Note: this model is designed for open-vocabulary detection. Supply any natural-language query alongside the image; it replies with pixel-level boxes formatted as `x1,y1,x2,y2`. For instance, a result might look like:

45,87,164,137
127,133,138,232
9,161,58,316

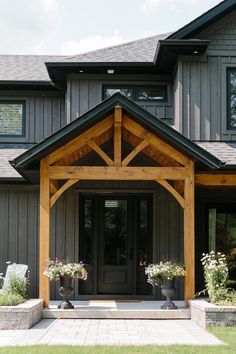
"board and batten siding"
174,9,236,141
0,91,66,143
66,75,174,124
0,183,183,300
0,187,39,298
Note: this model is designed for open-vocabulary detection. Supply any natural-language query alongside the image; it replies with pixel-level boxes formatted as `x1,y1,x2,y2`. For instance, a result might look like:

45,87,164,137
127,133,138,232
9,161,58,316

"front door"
97,197,133,294
79,194,152,297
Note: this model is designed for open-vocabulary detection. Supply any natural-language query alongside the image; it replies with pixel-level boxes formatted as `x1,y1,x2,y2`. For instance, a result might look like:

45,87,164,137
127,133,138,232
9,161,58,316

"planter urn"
58,275,74,309
160,278,177,309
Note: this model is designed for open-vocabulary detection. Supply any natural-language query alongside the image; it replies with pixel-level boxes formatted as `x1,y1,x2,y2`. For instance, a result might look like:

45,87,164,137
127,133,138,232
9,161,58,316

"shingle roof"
0,34,170,82
55,34,170,64
0,55,65,82
196,142,236,166
2,141,236,180
0,144,33,179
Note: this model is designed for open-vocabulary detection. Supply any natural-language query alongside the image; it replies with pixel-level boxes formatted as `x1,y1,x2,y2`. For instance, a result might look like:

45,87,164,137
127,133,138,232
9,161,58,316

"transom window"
227,69,236,129
0,101,25,136
103,85,166,101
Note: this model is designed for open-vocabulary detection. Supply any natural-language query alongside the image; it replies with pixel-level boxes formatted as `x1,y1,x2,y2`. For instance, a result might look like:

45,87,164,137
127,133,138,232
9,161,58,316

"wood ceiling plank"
87,140,114,166
123,115,190,166
46,115,113,165
122,140,149,166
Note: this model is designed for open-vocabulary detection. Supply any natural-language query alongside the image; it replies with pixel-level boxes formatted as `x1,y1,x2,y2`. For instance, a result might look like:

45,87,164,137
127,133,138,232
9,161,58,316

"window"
103,85,166,101
0,101,25,136
208,206,236,289
227,69,236,129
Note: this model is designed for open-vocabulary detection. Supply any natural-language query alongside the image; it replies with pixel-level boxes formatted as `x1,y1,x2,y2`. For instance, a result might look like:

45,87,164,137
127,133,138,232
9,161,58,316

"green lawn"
0,327,235,354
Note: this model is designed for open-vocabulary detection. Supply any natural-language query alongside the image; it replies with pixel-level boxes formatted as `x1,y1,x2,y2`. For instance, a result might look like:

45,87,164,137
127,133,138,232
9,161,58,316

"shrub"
6,275,28,299
0,293,25,306
201,251,235,304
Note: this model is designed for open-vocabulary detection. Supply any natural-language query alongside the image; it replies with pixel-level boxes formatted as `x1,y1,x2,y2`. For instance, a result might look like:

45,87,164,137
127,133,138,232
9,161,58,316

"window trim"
227,68,236,130
102,84,167,102
0,100,26,137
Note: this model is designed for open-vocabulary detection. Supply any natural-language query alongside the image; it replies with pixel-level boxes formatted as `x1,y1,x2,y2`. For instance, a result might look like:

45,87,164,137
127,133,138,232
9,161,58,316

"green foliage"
7,275,28,298
0,293,24,306
201,251,236,305
145,261,186,285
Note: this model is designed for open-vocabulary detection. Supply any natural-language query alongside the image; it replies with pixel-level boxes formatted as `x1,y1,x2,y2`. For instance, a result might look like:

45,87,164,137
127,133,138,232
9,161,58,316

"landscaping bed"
190,299,236,329
0,299,43,329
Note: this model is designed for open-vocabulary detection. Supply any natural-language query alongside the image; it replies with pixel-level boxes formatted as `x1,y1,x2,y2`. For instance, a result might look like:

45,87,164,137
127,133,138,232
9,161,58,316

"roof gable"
11,93,222,181
168,0,236,39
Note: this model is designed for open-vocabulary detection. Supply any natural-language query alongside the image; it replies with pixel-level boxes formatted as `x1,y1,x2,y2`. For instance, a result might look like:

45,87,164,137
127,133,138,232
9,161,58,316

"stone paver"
0,319,222,346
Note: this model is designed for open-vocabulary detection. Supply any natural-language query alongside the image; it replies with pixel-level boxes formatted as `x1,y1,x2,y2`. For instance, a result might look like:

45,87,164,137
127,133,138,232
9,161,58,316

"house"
0,0,236,308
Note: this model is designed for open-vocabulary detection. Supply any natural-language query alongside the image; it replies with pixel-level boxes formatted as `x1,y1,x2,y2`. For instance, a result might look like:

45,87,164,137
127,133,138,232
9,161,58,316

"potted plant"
44,258,88,309
145,261,186,309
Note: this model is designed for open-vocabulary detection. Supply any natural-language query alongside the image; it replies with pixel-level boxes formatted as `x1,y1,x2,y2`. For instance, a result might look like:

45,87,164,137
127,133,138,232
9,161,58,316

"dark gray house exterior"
0,0,236,306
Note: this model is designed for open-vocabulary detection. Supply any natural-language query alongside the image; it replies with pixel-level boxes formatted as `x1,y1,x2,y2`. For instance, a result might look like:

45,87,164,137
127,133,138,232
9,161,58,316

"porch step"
42,301,191,320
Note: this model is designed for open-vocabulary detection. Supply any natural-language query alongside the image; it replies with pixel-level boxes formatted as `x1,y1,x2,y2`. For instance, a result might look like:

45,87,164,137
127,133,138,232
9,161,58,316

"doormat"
89,300,141,303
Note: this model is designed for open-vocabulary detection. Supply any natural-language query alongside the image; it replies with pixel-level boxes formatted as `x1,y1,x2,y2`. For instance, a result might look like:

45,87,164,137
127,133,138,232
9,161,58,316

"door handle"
129,248,134,261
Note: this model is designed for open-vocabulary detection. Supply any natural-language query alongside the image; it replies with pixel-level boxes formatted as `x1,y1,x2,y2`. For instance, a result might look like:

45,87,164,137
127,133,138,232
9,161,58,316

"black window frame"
102,85,167,102
227,68,236,130
0,100,26,137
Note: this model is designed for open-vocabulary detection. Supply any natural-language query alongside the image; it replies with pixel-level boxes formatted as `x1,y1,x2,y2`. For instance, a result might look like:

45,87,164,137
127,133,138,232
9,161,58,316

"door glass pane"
209,208,236,289
81,199,93,264
104,200,128,265
139,199,148,266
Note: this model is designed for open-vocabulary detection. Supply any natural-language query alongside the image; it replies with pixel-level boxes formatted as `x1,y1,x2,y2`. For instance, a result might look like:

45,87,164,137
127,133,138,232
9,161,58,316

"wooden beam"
46,115,113,165
195,174,236,186
184,161,195,305
39,159,50,308
156,180,185,208
87,140,114,166
50,180,58,195
122,140,149,166
123,115,190,166
49,166,186,180
50,179,79,208
114,106,122,166
173,180,184,197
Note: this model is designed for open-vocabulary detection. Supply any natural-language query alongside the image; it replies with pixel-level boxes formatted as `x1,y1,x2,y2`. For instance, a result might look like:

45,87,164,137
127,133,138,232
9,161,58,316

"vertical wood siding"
0,188,39,298
66,77,174,124
0,182,183,300
174,9,236,141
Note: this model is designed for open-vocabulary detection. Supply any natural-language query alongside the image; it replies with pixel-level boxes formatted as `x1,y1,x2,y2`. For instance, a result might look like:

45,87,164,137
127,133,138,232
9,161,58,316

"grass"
0,327,235,354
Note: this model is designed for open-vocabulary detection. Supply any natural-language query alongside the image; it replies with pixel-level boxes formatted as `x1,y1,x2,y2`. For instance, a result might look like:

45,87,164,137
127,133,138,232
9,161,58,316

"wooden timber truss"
39,106,195,307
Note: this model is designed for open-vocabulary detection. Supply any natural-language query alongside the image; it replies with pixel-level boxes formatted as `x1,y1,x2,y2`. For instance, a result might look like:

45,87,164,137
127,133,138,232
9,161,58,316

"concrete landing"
42,301,190,319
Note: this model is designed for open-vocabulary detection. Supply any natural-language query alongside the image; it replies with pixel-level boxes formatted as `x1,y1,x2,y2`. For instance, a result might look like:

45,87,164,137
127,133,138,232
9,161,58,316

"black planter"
160,278,177,309
58,275,74,309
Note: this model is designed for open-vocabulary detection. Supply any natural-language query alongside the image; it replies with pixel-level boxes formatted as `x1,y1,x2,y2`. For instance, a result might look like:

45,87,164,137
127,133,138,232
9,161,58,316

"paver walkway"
0,319,222,346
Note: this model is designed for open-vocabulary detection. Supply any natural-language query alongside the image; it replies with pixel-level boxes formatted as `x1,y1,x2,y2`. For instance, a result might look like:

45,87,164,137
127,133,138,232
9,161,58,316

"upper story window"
227,69,236,130
0,101,25,136
103,85,166,102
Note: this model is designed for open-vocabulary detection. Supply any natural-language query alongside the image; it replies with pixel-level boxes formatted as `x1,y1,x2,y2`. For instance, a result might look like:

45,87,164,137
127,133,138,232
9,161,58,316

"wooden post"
114,106,122,166
184,161,195,306
39,159,50,308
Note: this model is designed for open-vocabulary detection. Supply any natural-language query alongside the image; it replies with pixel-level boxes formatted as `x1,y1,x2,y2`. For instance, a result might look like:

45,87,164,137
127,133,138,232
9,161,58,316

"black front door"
79,194,152,297
97,197,133,294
